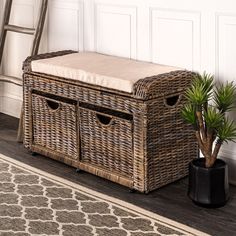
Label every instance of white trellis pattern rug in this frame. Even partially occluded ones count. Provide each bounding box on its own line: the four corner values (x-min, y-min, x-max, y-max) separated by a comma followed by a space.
0, 153, 209, 236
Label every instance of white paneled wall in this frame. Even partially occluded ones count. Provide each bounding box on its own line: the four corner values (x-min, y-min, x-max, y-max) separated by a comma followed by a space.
0, 0, 236, 182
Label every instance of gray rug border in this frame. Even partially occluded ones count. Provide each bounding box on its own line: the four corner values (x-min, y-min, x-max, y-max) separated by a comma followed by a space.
0, 153, 209, 236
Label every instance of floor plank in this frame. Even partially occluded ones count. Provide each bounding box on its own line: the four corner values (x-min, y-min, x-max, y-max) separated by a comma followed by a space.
0, 113, 235, 236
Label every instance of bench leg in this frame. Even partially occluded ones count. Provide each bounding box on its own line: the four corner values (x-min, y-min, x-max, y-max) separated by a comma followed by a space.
76, 168, 82, 173
17, 106, 24, 143
129, 188, 136, 193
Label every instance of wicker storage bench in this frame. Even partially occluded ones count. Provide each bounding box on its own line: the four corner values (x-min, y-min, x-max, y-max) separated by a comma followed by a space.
23, 51, 198, 193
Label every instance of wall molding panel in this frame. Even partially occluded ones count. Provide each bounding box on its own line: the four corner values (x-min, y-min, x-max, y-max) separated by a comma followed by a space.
48, 0, 84, 52
150, 8, 201, 70
95, 4, 137, 59
216, 14, 236, 81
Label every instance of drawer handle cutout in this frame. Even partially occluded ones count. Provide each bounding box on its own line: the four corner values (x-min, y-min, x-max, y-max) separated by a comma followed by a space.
46, 100, 60, 111
96, 114, 113, 126
165, 95, 180, 107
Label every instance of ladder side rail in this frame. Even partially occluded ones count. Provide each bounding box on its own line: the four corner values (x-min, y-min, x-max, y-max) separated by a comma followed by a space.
31, 0, 48, 56
0, 0, 48, 142
0, 0, 13, 65
17, 0, 48, 142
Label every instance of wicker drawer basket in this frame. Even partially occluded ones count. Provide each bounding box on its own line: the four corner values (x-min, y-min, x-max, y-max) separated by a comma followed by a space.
31, 92, 78, 163
23, 51, 198, 193
79, 103, 133, 179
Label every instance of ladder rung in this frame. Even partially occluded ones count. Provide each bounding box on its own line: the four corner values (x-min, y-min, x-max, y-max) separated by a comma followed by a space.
4, 24, 35, 35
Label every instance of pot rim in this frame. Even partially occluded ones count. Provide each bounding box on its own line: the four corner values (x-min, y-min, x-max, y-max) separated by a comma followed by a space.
191, 158, 226, 170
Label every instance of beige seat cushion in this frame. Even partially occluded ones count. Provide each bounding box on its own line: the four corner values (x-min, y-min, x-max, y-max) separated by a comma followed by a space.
31, 52, 181, 93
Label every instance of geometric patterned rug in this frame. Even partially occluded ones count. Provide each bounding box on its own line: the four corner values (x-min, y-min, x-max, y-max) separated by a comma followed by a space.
0, 153, 209, 236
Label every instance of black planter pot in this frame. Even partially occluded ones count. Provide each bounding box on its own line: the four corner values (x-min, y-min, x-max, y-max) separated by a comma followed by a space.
188, 158, 229, 207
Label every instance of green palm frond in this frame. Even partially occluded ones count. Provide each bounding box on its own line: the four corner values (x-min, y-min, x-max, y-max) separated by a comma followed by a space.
193, 72, 214, 95
181, 104, 197, 126
204, 107, 224, 129
214, 82, 236, 113
217, 118, 236, 143
185, 72, 214, 107
185, 83, 209, 106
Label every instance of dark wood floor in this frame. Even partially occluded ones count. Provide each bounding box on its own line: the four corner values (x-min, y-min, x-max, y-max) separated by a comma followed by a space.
0, 113, 235, 236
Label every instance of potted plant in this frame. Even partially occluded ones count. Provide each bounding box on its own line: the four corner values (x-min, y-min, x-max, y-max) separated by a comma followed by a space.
182, 72, 236, 207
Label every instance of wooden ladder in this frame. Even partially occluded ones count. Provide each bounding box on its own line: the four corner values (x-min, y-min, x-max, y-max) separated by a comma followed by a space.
0, 0, 48, 141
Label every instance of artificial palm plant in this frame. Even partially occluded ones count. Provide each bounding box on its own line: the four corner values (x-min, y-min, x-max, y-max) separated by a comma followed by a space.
182, 73, 236, 168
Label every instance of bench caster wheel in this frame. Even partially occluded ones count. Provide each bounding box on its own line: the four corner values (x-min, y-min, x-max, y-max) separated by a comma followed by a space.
31, 152, 37, 156
76, 168, 82, 173
129, 188, 136, 193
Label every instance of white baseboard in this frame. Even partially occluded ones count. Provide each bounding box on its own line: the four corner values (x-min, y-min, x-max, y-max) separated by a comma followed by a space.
0, 96, 22, 118
219, 149, 236, 185
0, 81, 22, 118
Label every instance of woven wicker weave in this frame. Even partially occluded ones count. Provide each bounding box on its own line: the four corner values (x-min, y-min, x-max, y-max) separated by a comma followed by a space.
23, 51, 198, 193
